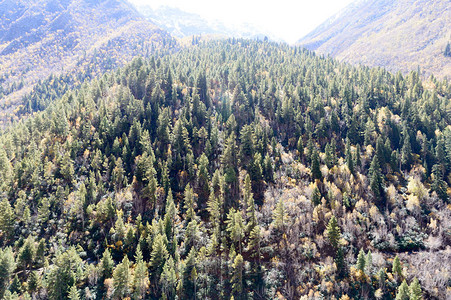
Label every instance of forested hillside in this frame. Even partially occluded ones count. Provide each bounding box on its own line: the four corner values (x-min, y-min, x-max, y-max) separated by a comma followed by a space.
0, 39, 450, 299
0, 0, 175, 125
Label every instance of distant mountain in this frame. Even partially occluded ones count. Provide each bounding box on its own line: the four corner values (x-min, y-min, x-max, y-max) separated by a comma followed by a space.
0, 0, 174, 119
136, 5, 274, 41
298, 0, 451, 78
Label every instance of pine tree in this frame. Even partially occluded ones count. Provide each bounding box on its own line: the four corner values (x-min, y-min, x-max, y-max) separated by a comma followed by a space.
181, 249, 197, 299
312, 186, 322, 206
226, 209, 245, 254
326, 216, 340, 251
149, 234, 169, 280
9, 275, 21, 295
160, 257, 177, 299
231, 254, 244, 299
67, 285, 80, 300
272, 200, 289, 232
100, 248, 114, 279
365, 250, 373, 275
197, 153, 210, 209
396, 280, 409, 300
18, 236, 35, 272
0, 199, 14, 242
133, 245, 148, 299
222, 132, 239, 208
392, 255, 403, 281
311, 149, 322, 180
401, 132, 412, 170
369, 154, 385, 207
346, 138, 354, 174
297, 136, 304, 161
431, 164, 448, 202
113, 256, 131, 299
325, 142, 333, 168
409, 277, 422, 300
184, 184, 196, 222
335, 247, 346, 278
244, 174, 257, 232
356, 249, 366, 273
27, 271, 40, 293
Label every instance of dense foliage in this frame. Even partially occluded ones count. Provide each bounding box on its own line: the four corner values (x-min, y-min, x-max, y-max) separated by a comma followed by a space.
0, 39, 450, 299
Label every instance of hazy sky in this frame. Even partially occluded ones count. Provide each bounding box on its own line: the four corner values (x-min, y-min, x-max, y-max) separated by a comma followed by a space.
129, 0, 355, 44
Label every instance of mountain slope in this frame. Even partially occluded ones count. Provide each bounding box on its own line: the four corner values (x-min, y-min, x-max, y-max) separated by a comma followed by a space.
136, 5, 273, 41
0, 39, 450, 299
0, 0, 174, 121
298, 0, 451, 78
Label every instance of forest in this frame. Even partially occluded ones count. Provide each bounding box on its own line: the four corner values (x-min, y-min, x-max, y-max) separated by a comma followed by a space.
0, 39, 450, 299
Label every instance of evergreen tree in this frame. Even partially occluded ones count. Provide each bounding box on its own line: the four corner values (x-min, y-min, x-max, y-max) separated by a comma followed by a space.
369, 154, 385, 207
231, 254, 244, 299
67, 285, 80, 300
160, 257, 177, 299
226, 209, 245, 254
396, 280, 409, 300
0, 199, 14, 242
326, 216, 340, 251
311, 149, 322, 180
392, 255, 403, 281
346, 138, 354, 174
312, 186, 322, 206
272, 200, 289, 232
9, 275, 21, 295
132, 245, 148, 299
113, 256, 131, 299
184, 183, 196, 222
100, 248, 114, 279
409, 277, 422, 300
149, 234, 169, 281
356, 249, 366, 272
297, 136, 304, 161
431, 164, 448, 202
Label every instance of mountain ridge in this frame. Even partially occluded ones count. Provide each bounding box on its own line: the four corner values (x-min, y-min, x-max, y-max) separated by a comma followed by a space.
298, 0, 451, 78
0, 0, 174, 124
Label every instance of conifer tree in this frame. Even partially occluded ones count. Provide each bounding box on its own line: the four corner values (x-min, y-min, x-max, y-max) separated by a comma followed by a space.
312, 186, 322, 206
409, 277, 422, 300
272, 200, 289, 232
432, 164, 448, 202
325, 142, 333, 168
67, 285, 80, 300
231, 254, 244, 299
392, 255, 403, 281
369, 154, 385, 206
365, 250, 372, 275
326, 216, 340, 251
226, 209, 245, 253
311, 149, 322, 180
184, 183, 196, 222
149, 234, 169, 280
113, 256, 131, 299
401, 133, 412, 170
346, 138, 354, 174
100, 248, 114, 279
335, 247, 346, 278
0, 199, 14, 242
356, 249, 366, 272
160, 256, 177, 299
133, 245, 148, 299
9, 275, 21, 295
396, 280, 409, 300
297, 136, 304, 161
